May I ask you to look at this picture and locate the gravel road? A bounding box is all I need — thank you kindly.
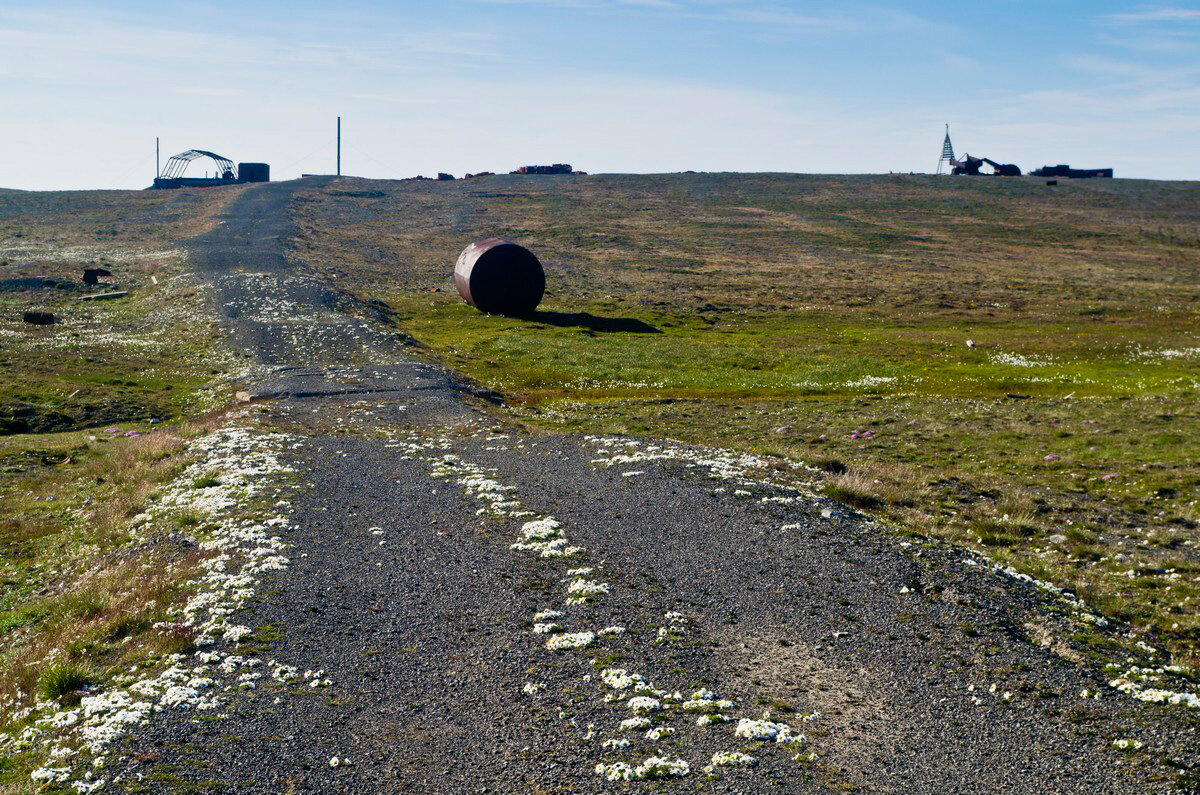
[105,179,1198,794]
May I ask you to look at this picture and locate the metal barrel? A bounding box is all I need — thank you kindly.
[453,239,545,316]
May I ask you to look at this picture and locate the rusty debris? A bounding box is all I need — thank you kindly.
[512,164,573,175]
[83,267,112,286]
[22,310,55,325]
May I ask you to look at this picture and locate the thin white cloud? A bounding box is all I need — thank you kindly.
[1108,8,1200,23]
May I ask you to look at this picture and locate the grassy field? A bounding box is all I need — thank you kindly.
[293,172,1200,667]
[0,186,248,789]
[0,187,247,434]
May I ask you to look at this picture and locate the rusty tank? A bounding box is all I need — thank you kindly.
[453,238,545,316]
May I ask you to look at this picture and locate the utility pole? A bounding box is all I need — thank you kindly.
[337,116,341,176]
[156,137,160,179]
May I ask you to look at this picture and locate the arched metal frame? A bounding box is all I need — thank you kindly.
[160,150,238,181]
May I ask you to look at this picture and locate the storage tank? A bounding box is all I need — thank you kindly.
[238,162,270,183]
[453,239,545,316]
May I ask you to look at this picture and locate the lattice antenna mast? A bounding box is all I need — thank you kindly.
[936,124,956,174]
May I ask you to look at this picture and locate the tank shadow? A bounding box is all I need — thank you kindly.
[525,311,662,334]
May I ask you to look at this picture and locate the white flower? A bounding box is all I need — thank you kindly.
[546,631,594,650]
[619,717,651,730]
[594,762,634,781]
[708,751,756,768]
[566,578,609,597]
[627,696,661,714]
[735,717,805,745]
[634,755,690,779]
[645,726,675,740]
[601,668,643,689]
[697,713,731,726]
[602,738,630,749]
[522,682,545,695]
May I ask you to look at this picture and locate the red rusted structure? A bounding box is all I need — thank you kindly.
[454,239,545,316]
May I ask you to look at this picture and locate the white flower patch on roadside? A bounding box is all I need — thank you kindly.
[735,717,806,745]
[567,578,610,598]
[633,755,690,779]
[602,668,644,690]
[645,726,675,740]
[596,626,625,636]
[522,682,545,695]
[594,761,635,781]
[594,755,691,781]
[706,751,756,771]
[546,632,595,651]
[602,737,630,749]
[656,611,688,644]
[682,688,735,713]
[532,622,562,634]
[697,713,731,726]
[1107,665,1200,709]
[533,609,563,621]
[429,454,526,517]
[627,696,662,714]
[6,427,300,792]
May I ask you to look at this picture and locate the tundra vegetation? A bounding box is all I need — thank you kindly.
[0,173,1197,788]
[0,186,246,787]
[292,173,1200,671]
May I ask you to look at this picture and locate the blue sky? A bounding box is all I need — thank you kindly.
[2,1,1199,189]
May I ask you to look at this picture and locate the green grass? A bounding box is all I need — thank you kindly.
[38,662,100,703]
[292,171,1200,669]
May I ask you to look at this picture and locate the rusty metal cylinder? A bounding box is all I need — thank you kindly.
[454,238,545,316]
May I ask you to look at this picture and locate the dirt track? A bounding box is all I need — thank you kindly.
[105,179,1197,794]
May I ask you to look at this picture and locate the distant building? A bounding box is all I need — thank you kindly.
[151,150,270,189]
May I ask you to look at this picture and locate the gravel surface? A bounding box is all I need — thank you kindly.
[104,180,1198,794]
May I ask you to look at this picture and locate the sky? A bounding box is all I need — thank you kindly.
[2,1,1199,189]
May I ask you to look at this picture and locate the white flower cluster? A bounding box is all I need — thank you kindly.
[594,755,690,781]
[511,518,582,558]
[734,717,806,745]
[429,454,526,517]
[656,611,688,644]
[1108,665,1200,709]
[682,688,735,713]
[546,632,595,651]
[697,713,732,726]
[522,682,545,695]
[705,751,756,771]
[566,578,610,598]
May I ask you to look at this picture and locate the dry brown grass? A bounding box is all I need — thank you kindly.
[0,421,222,718]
